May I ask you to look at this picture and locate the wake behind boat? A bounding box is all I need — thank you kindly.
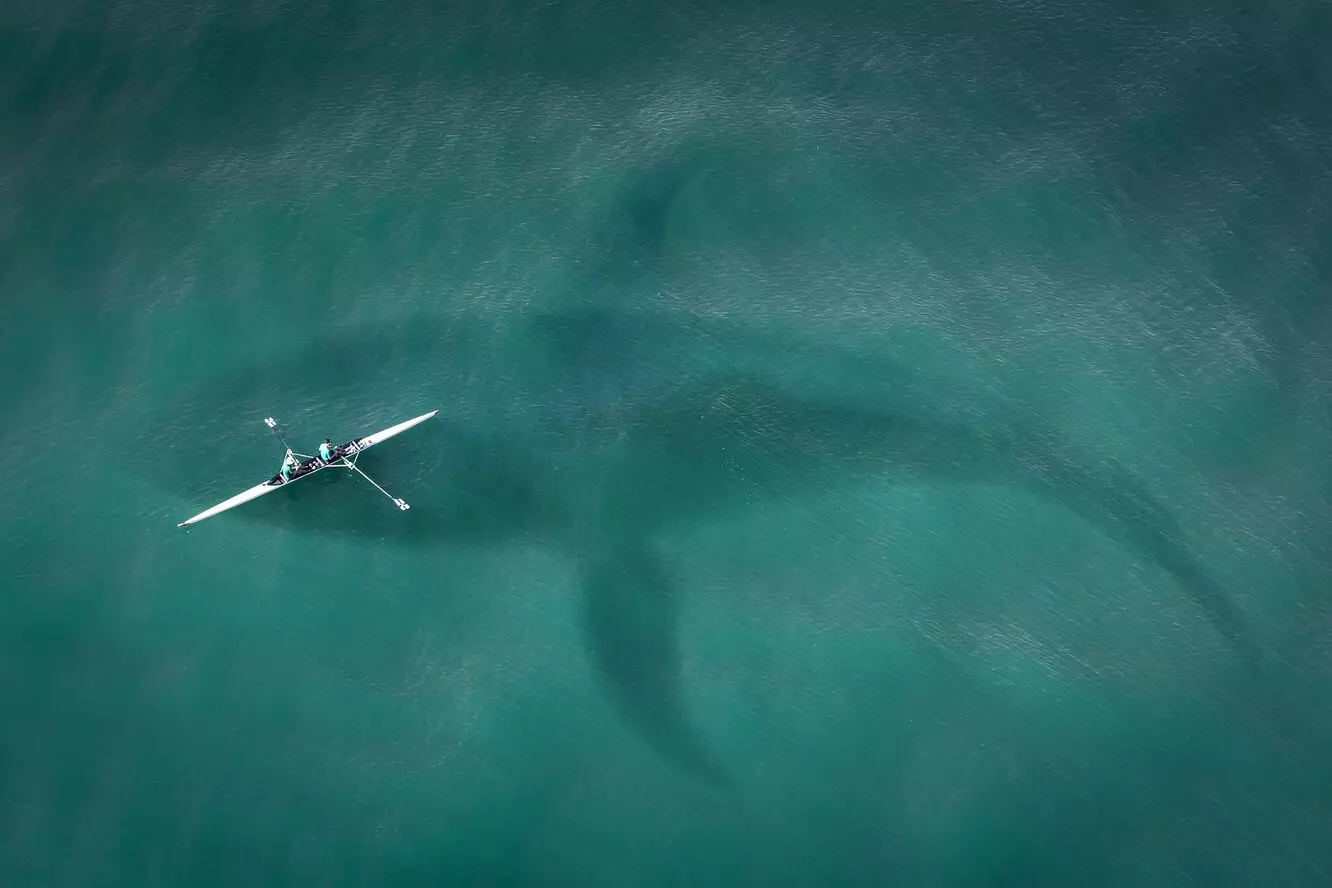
[177,410,438,527]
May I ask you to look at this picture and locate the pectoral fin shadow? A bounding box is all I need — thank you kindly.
[581,543,734,789]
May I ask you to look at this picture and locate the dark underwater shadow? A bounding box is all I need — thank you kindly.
[146,301,1278,787]
[147,146,1276,787]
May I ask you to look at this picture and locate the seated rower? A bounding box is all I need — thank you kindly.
[318,439,334,461]
[280,452,297,482]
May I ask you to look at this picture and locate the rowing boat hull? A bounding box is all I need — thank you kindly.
[349,409,439,452]
[176,410,438,527]
[176,481,283,527]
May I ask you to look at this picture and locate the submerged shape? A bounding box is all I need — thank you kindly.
[581,542,734,788]
[146,302,1263,786]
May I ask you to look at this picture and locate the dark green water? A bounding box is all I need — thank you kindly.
[3,1,1331,885]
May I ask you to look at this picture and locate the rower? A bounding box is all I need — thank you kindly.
[280,452,297,482]
[318,439,334,462]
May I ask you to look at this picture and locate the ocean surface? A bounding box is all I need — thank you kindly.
[3,0,1331,885]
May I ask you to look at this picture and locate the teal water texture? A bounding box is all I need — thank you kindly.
[3,0,1332,885]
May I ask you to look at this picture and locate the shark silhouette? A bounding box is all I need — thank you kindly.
[147,301,1265,786]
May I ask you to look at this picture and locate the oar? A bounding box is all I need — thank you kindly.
[343,460,411,511]
[264,417,312,459]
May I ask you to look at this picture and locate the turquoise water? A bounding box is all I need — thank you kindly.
[3,1,1332,885]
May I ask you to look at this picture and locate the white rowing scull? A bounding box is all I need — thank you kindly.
[176,410,438,528]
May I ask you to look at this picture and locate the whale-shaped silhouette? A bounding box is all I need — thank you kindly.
[146,300,1263,786]
[143,152,1279,783]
